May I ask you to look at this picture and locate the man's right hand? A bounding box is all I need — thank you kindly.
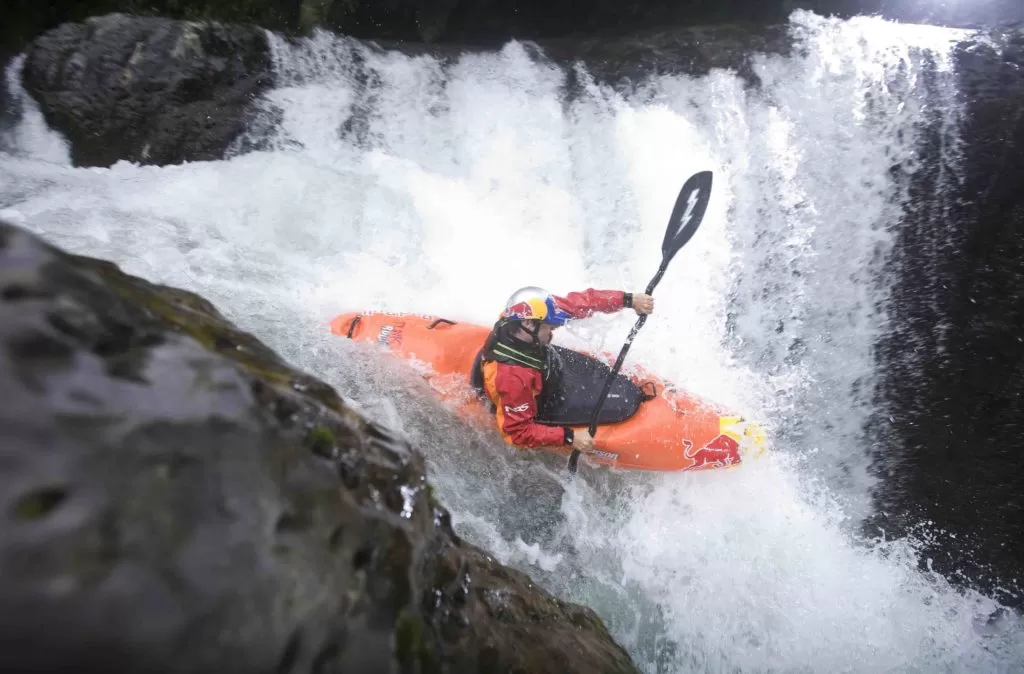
[631,293,655,315]
[572,430,596,453]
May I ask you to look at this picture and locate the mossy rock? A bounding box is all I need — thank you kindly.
[0,219,640,673]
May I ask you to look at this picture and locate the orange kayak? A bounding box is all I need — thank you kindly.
[330,311,766,472]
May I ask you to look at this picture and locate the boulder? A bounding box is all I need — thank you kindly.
[0,219,640,674]
[20,13,273,167]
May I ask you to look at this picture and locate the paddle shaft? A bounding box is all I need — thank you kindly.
[566,262,667,473]
[589,266,667,436]
[564,170,712,475]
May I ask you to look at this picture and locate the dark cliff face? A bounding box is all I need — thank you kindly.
[0,219,641,674]
[2,0,1023,55]
[868,30,1024,608]
[324,0,1024,45]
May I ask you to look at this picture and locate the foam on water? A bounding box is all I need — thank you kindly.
[2,10,1021,671]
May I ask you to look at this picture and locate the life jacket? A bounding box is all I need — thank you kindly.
[470,321,550,409]
[469,321,654,427]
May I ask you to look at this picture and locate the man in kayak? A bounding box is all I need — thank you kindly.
[472,286,654,456]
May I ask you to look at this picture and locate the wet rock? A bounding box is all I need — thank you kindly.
[20,13,273,167]
[537,23,793,89]
[1,1,299,63]
[0,219,640,674]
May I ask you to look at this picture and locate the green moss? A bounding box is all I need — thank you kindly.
[304,426,336,457]
[12,486,68,520]
[298,0,336,35]
[394,612,437,672]
[394,612,421,660]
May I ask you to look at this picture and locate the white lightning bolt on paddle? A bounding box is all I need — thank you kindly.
[677,187,700,238]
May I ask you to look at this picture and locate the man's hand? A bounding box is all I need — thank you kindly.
[631,293,654,315]
[572,430,596,453]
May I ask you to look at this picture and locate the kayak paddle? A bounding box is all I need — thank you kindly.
[568,170,714,474]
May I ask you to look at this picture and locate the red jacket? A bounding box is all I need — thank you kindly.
[481,289,628,448]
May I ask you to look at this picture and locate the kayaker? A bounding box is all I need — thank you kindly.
[472,286,654,456]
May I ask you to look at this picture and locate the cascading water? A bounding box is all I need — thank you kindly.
[2,10,1022,672]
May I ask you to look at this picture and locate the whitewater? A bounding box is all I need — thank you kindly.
[2,10,1022,672]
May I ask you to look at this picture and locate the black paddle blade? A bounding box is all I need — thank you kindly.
[661,170,713,264]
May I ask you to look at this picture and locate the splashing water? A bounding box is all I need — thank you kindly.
[2,10,1022,672]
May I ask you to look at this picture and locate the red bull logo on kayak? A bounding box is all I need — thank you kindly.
[683,433,741,469]
[377,323,404,347]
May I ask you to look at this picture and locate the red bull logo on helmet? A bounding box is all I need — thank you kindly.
[683,433,742,470]
[501,294,570,326]
[503,297,547,322]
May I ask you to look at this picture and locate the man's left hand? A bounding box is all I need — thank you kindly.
[631,293,654,315]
